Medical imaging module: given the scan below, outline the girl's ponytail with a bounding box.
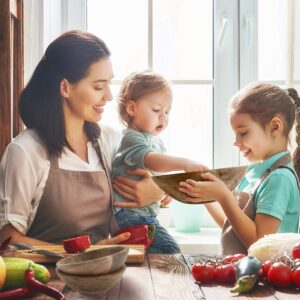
[288,88,300,178]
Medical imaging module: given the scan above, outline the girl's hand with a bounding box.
[112,169,165,207]
[178,173,231,203]
[96,232,131,245]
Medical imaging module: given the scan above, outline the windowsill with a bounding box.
[167,227,222,255]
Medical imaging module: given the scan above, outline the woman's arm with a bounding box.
[0,224,53,246]
[113,169,166,207]
[0,224,132,246]
[144,152,207,172]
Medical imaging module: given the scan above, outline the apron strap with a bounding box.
[92,137,118,235]
[251,153,295,198]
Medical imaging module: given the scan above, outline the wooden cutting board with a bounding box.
[7,245,145,264]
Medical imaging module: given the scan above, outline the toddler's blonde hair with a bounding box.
[118,70,171,126]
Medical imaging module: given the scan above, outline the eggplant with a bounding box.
[231,256,262,294]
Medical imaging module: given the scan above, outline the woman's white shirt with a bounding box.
[0,126,121,235]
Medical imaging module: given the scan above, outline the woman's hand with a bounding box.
[178,172,231,203]
[112,169,165,207]
[96,232,131,245]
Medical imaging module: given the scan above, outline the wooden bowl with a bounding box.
[56,246,128,275]
[56,265,126,295]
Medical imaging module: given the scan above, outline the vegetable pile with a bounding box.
[191,241,300,294]
[0,256,64,299]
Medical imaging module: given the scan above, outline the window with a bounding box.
[87,0,213,167]
[25,0,300,228]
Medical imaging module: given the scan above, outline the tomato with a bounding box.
[294,259,300,269]
[191,263,215,283]
[267,262,292,288]
[262,260,273,278]
[214,264,236,285]
[292,242,300,260]
[293,267,300,288]
[223,253,246,263]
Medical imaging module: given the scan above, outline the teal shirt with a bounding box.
[112,129,166,216]
[237,151,300,232]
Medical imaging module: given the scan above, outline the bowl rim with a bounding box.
[55,264,126,279]
[57,245,129,267]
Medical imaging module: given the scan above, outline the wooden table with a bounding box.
[34,254,300,300]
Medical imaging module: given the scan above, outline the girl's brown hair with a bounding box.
[230,82,300,176]
[118,70,171,126]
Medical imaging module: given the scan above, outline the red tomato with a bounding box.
[294,259,300,269]
[214,264,236,285]
[223,253,246,263]
[192,263,215,283]
[292,242,300,260]
[293,267,300,288]
[262,260,273,278]
[268,262,292,288]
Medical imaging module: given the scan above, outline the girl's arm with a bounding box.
[217,193,280,248]
[204,202,226,228]
[144,152,207,172]
[179,173,281,249]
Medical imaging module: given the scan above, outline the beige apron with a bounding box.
[221,153,297,255]
[27,139,117,244]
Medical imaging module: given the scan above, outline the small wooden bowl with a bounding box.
[56,246,128,275]
[56,265,126,295]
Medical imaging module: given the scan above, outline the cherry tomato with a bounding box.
[292,242,300,260]
[293,267,300,288]
[294,259,300,269]
[223,253,246,263]
[262,260,273,278]
[258,268,264,281]
[214,264,236,285]
[268,262,292,288]
[191,263,215,284]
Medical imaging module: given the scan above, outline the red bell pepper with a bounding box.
[62,235,91,253]
[115,224,155,250]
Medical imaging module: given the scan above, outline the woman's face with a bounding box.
[62,58,114,123]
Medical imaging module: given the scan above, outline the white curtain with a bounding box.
[287,0,300,91]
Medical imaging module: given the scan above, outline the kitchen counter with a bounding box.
[35,253,300,300]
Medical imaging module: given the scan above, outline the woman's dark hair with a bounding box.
[19,30,111,157]
[230,82,300,177]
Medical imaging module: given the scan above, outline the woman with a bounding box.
[0,30,166,246]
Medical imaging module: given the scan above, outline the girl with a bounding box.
[179,83,300,254]
[112,70,207,253]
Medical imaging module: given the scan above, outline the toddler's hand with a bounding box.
[184,160,209,172]
[160,195,172,208]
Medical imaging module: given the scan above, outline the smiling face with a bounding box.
[62,58,114,124]
[127,88,172,135]
[230,112,279,162]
